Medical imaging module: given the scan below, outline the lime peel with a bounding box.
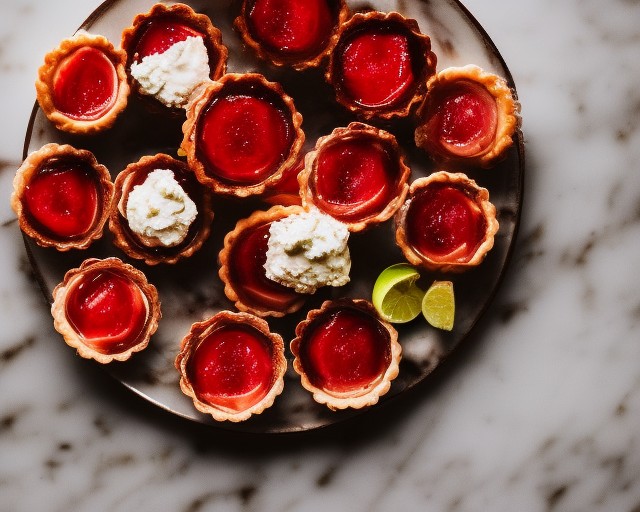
[372,263,425,323]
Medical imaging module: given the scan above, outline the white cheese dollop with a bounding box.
[130,36,210,109]
[126,168,197,247]
[265,208,351,294]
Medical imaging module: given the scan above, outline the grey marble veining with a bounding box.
[1,0,640,511]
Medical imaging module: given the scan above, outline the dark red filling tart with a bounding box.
[235,0,347,69]
[300,123,410,231]
[183,73,304,196]
[132,18,205,62]
[327,11,436,119]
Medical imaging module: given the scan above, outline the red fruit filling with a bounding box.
[338,28,415,108]
[52,47,117,120]
[65,269,148,354]
[23,160,100,240]
[314,137,397,222]
[299,307,391,393]
[186,324,274,411]
[406,183,487,262]
[197,89,294,185]
[228,222,302,311]
[133,18,204,61]
[425,81,498,157]
[247,0,334,57]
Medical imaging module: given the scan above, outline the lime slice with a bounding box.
[422,281,455,331]
[372,263,425,323]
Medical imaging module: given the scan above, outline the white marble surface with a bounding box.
[1,1,639,511]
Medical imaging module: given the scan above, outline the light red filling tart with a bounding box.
[219,205,308,317]
[51,258,160,363]
[415,65,519,167]
[234,0,348,69]
[36,32,129,134]
[11,143,113,251]
[182,73,304,196]
[395,172,499,272]
[291,299,401,410]
[300,122,410,231]
[326,11,436,119]
[176,310,286,422]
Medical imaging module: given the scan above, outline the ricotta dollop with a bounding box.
[265,208,350,294]
[130,36,210,109]
[126,168,197,247]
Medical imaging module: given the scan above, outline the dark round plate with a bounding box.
[23,0,524,433]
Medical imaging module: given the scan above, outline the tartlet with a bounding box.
[109,153,213,265]
[35,31,129,134]
[299,122,411,232]
[51,257,161,363]
[218,205,308,317]
[395,172,499,272]
[121,2,227,110]
[234,0,349,70]
[326,11,436,120]
[291,299,401,410]
[11,143,114,251]
[414,65,520,167]
[175,310,287,422]
[182,73,305,197]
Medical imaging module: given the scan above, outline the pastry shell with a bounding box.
[182,73,305,197]
[175,310,287,422]
[11,143,114,251]
[291,299,401,410]
[218,205,308,317]
[394,171,499,272]
[35,31,129,135]
[326,11,437,120]
[109,153,214,265]
[299,122,411,232]
[51,257,161,363]
[414,65,520,168]
[121,3,227,110]
[233,0,349,70]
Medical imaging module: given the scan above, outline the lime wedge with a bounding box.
[372,263,425,323]
[422,281,455,331]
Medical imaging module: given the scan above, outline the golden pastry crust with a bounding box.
[121,3,227,108]
[414,65,521,168]
[218,205,308,317]
[51,257,161,364]
[233,0,349,70]
[290,299,401,411]
[394,171,499,273]
[11,143,114,251]
[175,310,287,422]
[299,122,411,232]
[326,11,437,120]
[108,153,214,266]
[181,73,305,197]
[35,31,129,134]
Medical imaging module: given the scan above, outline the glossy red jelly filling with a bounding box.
[426,81,498,157]
[23,160,100,240]
[406,183,487,262]
[66,269,148,354]
[299,307,391,394]
[338,28,415,108]
[197,91,294,184]
[247,0,334,57]
[186,324,274,411]
[133,18,204,61]
[229,222,302,311]
[52,47,117,120]
[314,137,397,221]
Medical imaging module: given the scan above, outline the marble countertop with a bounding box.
[1,1,639,511]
